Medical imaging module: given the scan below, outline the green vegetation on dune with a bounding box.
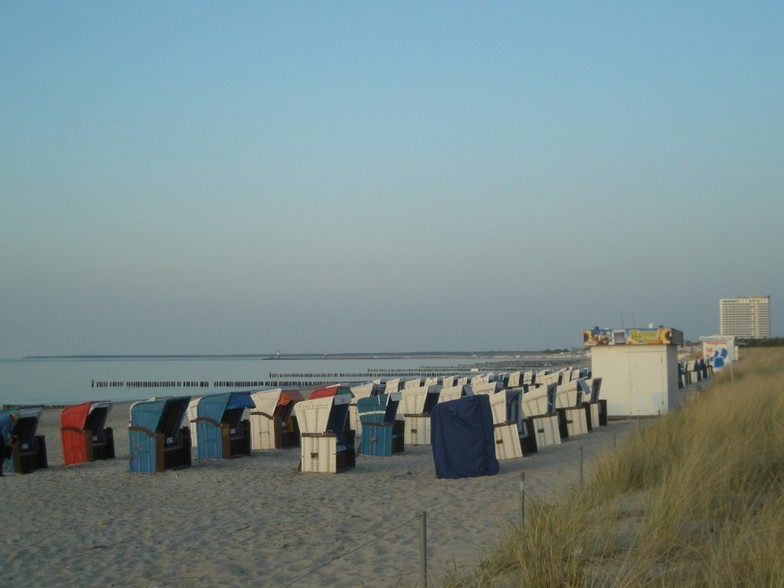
[445,348,784,587]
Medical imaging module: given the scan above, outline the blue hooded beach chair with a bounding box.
[193,392,255,460]
[357,393,404,457]
[129,396,192,473]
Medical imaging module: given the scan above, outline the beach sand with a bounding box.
[1,403,641,587]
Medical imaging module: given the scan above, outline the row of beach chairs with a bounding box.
[2,365,606,476]
[679,359,711,388]
[3,401,116,473]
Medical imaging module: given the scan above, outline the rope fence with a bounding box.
[281,445,595,587]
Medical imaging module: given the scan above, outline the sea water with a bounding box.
[0,355,500,406]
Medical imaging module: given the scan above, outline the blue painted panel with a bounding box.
[360,423,394,456]
[130,398,167,432]
[197,393,229,421]
[358,394,399,423]
[197,392,255,422]
[226,392,255,411]
[194,392,254,459]
[196,420,222,459]
[129,430,157,473]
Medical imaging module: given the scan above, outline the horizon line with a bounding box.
[18,349,580,360]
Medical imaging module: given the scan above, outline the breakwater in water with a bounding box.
[91,379,322,389]
[0,354,587,406]
[90,372,455,389]
[88,360,572,390]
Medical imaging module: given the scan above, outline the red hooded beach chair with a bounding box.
[60,401,115,466]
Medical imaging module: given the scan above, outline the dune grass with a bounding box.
[444,348,784,587]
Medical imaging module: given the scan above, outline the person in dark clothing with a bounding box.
[0,412,19,476]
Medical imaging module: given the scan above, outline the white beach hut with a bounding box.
[585,326,684,416]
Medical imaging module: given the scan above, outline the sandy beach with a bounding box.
[1,402,642,587]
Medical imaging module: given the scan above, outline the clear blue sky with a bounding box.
[2,2,782,356]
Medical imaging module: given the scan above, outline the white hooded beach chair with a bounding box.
[471,381,503,396]
[402,377,425,390]
[535,371,560,389]
[470,373,498,386]
[398,384,441,446]
[249,388,304,450]
[384,378,402,393]
[438,384,473,403]
[294,394,355,473]
[555,380,590,437]
[248,388,279,450]
[578,378,607,428]
[522,383,565,448]
[440,375,459,388]
[687,360,701,384]
[487,389,530,460]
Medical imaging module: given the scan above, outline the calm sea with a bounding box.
[0,355,527,406]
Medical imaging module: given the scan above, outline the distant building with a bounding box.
[719,296,770,339]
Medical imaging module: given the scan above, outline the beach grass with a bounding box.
[443,347,784,587]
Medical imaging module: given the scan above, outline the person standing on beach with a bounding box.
[0,412,19,476]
